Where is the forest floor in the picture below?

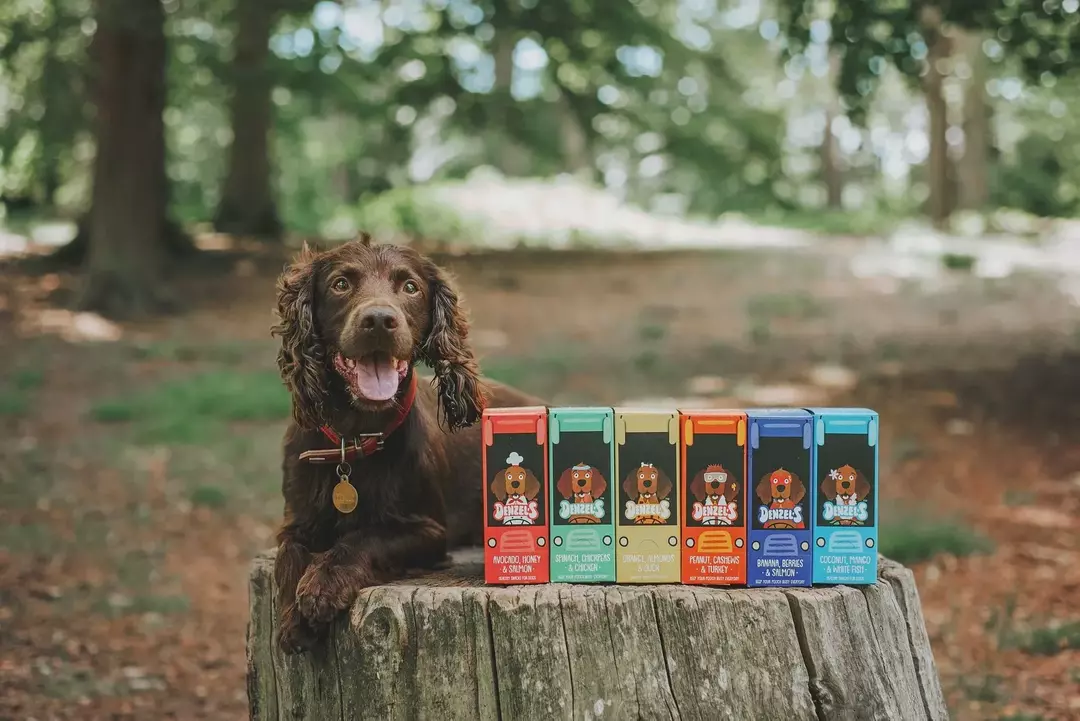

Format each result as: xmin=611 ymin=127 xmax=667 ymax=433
xmin=1 ymin=236 xmax=1079 ymax=720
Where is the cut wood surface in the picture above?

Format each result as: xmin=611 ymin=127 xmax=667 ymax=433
xmin=247 ymin=550 xmax=947 ymax=721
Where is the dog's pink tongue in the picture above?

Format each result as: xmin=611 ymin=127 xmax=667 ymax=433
xmin=353 ymin=356 xmax=400 ymax=401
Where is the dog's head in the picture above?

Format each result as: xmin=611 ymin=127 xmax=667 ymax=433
xmin=756 ymin=468 xmax=805 ymax=505
xmin=690 ymin=464 xmax=739 ymax=502
xmin=271 ymin=236 xmax=486 ymax=430
xmin=491 ymin=463 xmax=540 ymax=502
xmin=821 ymin=464 xmax=870 ymax=501
xmin=623 ymin=462 xmax=671 ymax=501
xmin=557 ymin=463 xmax=607 ymax=500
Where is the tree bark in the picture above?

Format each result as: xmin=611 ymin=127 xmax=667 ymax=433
xmin=920 ymin=7 xmax=952 ymax=230
xmin=214 ymin=0 xmax=283 ymax=239
xmin=821 ymin=48 xmax=844 ymax=209
xmin=78 ymin=0 xmax=173 ymax=318
xmin=247 ymin=550 xmax=948 ymax=721
xmin=488 ymin=27 xmax=529 ymax=176
xmin=957 ymin=30 xmax=989 ymax=211
xmin=556 ymin=90 xmax=590 ymax=178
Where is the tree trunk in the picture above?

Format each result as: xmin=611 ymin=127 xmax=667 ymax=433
xmin=214 ymin=0 xmax=282 ymax=239
xmin=556 ymin=90 xmax=590 ymax=178
xmin=957 ymin=30 xmax=989 ymax=211
xmin=821 ymin=49 xmax=844 ymax=209
xmin=920 ymin=8 xmax=952 ymax=230
xmin=78 ymin=0 xmax=173 ymax=318
xmin=247 ymin=549 xmax=948 ymax=721
xmin=488 ymin=28 xmax=529 ymax=176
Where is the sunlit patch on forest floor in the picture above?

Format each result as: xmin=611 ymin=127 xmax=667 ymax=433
xmin=1 ymin=240 xmax=1079 ymax=720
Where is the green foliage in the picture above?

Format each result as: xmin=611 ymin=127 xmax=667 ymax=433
xmin=354 ymin=186 xmax=481 ymax=247
xmin=1010 ymin=621 xmax=1080 ymax=656
xmin=89 ymin=370 xmax=290 ymax=444
xmin=992 ymin=132 xmax=1079 ymax=218
xmin=0 ymin=366 xmax=45 ymax=417
xmin=879 ymin=513 xmax=995 ymax=565
xmin=190 ymin=484 xmax=229 ymax=509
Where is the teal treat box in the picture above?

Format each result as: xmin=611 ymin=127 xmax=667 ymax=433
xmin=548 ymin=407 xmax=616 ymax=583
xmin=805 ymin=407 xmax=879 ymax=585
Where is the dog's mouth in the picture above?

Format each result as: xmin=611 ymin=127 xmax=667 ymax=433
xmin=333 ymin=352 xmax=409 ymax=402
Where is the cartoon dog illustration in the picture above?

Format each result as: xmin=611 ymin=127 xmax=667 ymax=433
xmin=556 ymin=462 xmax=607 ymax=524
xmin=820 ymin=464 xmax=871 ymax=525
xmin=490 ymin=452 xmax=541 ymax=525
xmin=622 ymin=462 xmax=672 ymax=524
xmin=755 ymin=468 xmax=806 ymax=529
xmin=689 ymin=463 xmax=740 ymax=526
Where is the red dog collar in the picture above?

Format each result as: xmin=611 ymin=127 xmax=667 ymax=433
xmin=298 ymin=371 xmax=418 ymax=464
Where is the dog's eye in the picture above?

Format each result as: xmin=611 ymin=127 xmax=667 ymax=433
xmin=402 ymin=280 xmax=419 ymax=295
xmin=332 ymin=277 xmax=350 ymax=292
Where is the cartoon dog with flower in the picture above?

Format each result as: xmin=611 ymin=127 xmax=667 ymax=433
xmin=819 ymin=464 xmax=870 ymax=525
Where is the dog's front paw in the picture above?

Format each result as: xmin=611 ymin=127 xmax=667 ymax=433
xmin=295 ymin=560 xmax=374 ymax=624
xmin=278 ymin=606 xmax=322 ymax=655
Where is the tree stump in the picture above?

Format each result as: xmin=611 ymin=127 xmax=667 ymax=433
xmin=246 ymin=550 xmax=947 ymax=721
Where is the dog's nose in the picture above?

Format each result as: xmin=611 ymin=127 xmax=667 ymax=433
xmin=841 ymin=480 xmax=851 ymax=489
xmin=643 ymin=479 xmax=653 ymax=487
xmin=511 ymin=481 xmax=520 ymax=489
xmin=776 ymin=484 xmax=786 ymax=493
xmin=359 ymin=307 xmax=400 ymax=332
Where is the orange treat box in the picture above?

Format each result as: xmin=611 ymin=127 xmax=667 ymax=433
xmin=679 ymin=410 xmax=748 ymax=585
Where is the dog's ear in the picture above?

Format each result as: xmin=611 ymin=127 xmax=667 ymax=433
xmin=656 ymin=468 xmax=672 ymax=500
xmin=556 ymin=468 xmax=574 ymax=499
xmin=689 ymin=471 xmax=705 ymax=501
xmin=789 ymin=473 xmax=806 ymax=505
xmin=524 ymin=469 xmax=541 ymax=500
xmin=622 ymin=471 xmax=638 ymax=499
xmin=591 ymin=470 xmax=608 ymax=498
xmin=271 ymin=244 xmax=329 ymax=430
xmin=855 ymin=469 xmax=871 ymax=500
xmin=417 ymin=257 xmax=486 ymax=431
xmin=490 ymin=470 xmax=508 ymax=502
xmin=821 ymin=474 xmax=838 ymax=500
xmin=755 ymin=474 xmax=773 ymax=505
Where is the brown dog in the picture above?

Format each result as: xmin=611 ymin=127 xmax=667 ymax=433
xmin=622 ymin=463 xmax=672 ymax=524
xmin=754 ymin=468 xmax=806 ymax=529
xmin=271 ymin=236 xmax=542 ymax=653
xmin=556 ymin=463 xmax=607 ymax=524
xmin=820 ymin=464 xmax=870 ymax=525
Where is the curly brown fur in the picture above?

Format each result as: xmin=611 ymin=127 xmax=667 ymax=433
xmin=270 ymin=238 xmax=543 ymax=654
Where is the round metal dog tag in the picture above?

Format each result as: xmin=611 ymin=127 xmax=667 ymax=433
xmin=332 ymin=478 xmax=358 ymax=514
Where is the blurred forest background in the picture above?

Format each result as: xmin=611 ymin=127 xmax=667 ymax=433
xmin=2 ymin=0 xmax=1080 ymax=719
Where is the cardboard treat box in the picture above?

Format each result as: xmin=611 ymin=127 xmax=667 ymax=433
xmin=548 ymin=407 xmax=616 ymax=583
xmin=482 ymin=406 xmax=550 ymax=584
xmin=746 ymin=409 xmax=813 ymax=588
xmin=613 ymin=408 xmax=681 ymax=583
xmin=679 ymin=410 xmax=748 ymax=585
xmin=806 ymin=407 xmax=879 ymax=585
